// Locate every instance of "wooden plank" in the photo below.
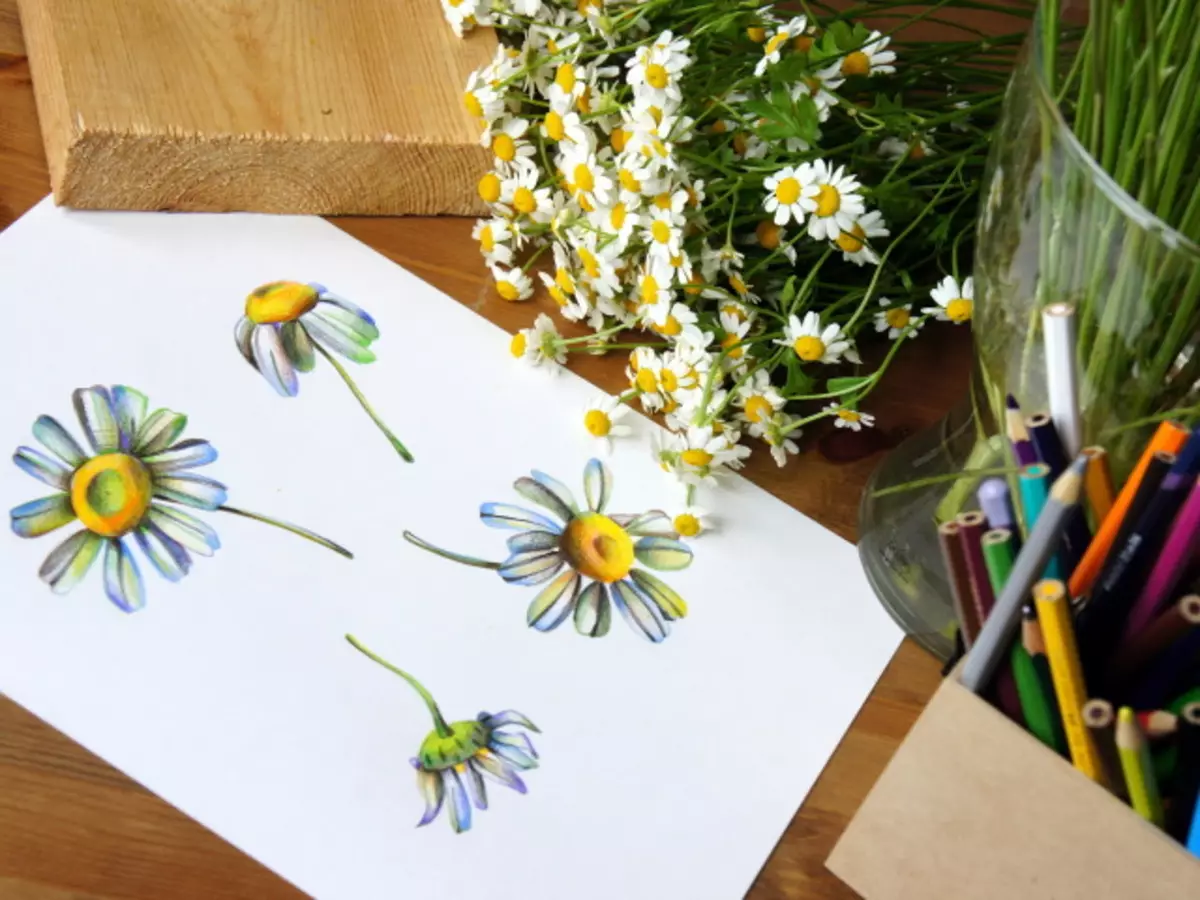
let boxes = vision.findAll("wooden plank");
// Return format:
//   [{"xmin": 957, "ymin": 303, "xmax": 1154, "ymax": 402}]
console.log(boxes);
[{"xmin": 15, "ymin": 0, "xmax": 493, "ymax": 215}]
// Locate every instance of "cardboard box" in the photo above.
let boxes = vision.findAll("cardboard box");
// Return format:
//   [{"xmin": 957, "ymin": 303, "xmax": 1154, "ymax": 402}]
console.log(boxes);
[{"xmin": 827, "ymin": 668, "xmax": 1200, "ymax": 899}]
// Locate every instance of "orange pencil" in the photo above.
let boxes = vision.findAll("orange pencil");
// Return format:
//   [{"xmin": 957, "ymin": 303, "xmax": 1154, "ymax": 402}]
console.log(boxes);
[{"xmin": 1069, "ymin": 421, "xmax": 1189, "ymax": 599}]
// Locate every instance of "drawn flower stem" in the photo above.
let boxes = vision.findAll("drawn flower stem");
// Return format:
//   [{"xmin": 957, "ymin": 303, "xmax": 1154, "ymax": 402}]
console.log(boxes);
[
  {"xmin": 313, "ymin": 342, "xmax": 414, "ymax": 463},
  {"xmin": 403, "ymin": 531, "xmax": 502, "ymax": 569},
  {"xmin": 217, "ymin": 505, "xmax": 353, "ymax": 559},
  {"xmin": 345, "ymin": 634, "xmax": 452, "ymax": 738}
]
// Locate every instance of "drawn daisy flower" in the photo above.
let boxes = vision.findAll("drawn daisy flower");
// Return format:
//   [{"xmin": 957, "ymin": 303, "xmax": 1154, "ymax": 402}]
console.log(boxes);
[
  {"xmin": 580, "ymin": 395, "xmax": 633, "ymax": 454},
  {"xmin": 776, "ymin": 311, "xmax": 859, "ymax": 364},
  {"xmin": 235, "ymin": 281, "xmax": 413, "ymax": 462},
  {"xmin": 762, "ymin": 165, "xmax": 809, "ymax": 227},
  {"xmin": 825, "ymin": 403, "xmax": 877, "ymax": 431},
  {"xmin": 924, "ymin": 275, "xmax": 975, "ymax": 324},
  {"xmin": 798, "ymin": 160, "xmax": 866, "ymax": 241},
  {"xmin": 346, "ymin": 635, "xmax": 539, "ymax": 835},
  {"xmin": 403, "ymin": 459, "xmax": 693, "ymax": 643},
  {"xmin": 10, "ymin": 386, "xmax": 350, "ymax": 612}
]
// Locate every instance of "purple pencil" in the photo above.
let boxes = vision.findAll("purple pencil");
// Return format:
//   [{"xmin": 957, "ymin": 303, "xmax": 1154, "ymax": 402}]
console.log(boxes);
[
  {"xmin": 1124, "ymin": 477, "xmax": 1200, "ymax": 641},
  {"xmin": 1006, "ymin": 394, "xmax": 1038, "ymax": 466}
]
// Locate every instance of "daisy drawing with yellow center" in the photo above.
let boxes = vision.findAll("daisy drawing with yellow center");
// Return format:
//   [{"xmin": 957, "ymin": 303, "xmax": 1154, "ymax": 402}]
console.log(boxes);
[
  {"xmin": 798, "ymin": 159, "xmax": 866, "ymax": 241},
  {"xmin": 777, "ymin": 311, "xmax": 859, "ymax": 365},
  {"xmin": 403, "ymin": 459, "xmax": 693, "ymax": 643},
  {"xmin": 346, "ymin": 635, "xmax": 540, "ymax": 834},
  {"xmin": 235, "ymin": 281, "xmax": 413, "ymax": 462},
  {"xmin": 579, "ymin": 394, "xmax": 633, "ymax": 454},
  {"xmin": 825, "ymin": 403, "xmax": 877, "ymax": 432},
  {"xmin": 925, "ymin": 274, "xmax": 974, "ymax": 324},
  {"xmin": 10, "ymin": 385, "xmax": 350, "ymax": 612},
  {"xmin": 762, "ymin": 164, "xmax": 810, "ymax": 228}
]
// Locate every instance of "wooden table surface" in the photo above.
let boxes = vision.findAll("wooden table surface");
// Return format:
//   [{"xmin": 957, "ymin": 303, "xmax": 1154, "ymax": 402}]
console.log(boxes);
[{"xmin": 0, "ymin": 3, "xmax": 970, "ymax": 897}]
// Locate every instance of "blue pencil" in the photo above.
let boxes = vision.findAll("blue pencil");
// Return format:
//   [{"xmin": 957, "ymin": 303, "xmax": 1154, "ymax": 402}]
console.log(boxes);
[{"xmin": 1189, "ymin": 788, "xmax": 1200, "ymax": 857}]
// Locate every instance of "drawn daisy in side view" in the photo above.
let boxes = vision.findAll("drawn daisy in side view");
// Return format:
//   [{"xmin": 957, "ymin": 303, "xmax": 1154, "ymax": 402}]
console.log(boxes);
[
  {"xmin": 346, "ymin": 635, "xmax": 539, "ymax": 834},
  {"xmin": 234, "ymin": 281, "xmax": 413, "ymax": 462},
  {"xmin": 10, "ymin": 385, "xmax": 351, "ymax": 612},
  {"xmin": 403, "ymin": 459, "xmax": 693, "ymax": 643}
]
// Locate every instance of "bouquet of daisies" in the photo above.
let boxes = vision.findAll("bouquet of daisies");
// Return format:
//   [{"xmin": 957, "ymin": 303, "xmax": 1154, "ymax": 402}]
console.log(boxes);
[{"xmin": 444, "ymin": 0, "xmax": 1030, "ymax": 532}]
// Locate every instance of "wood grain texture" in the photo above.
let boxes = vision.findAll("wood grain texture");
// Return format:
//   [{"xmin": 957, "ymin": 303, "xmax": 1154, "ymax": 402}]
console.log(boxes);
[
  {"xmin": 0, "ymin": 3, "xmax": 962, "ymax": 897},
  {"xmin": 14, "ymin": 0, "xmax": 494, "ymax": 214}
]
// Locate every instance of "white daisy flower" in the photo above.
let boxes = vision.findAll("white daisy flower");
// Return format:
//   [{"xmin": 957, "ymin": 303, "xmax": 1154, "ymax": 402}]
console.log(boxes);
[
  {"xmin": 798, "ymin": 159, "xmax": 866, "ymax": 241},
  {"xmin": 732, "ymin": 130, "xmax": 769, "ymax": 159},
  {"xmin": 717, "ymin": 314, "xmax": 752, "ymax": 366},
  {"xmin": 472, "ymin": 218, "xmax": 515, "ymax": 266},
  {"xmin": 443, "ymin": 0, "xmax": 489, "ymax": 37},
  {"xmin": 776, "ymin": 311, "xmax": 858, "ymax": 364},
  {"xmin": 825, "ymin": 403, "xmax": 877, "ymax": 431},
  {"xmin": 873, "ymin": 297, "xmax": 922, "ymax": 340},
  {"xmin": 671, "ymin": 506, "xmax": 713, "ymax": 539},
  {"xmin": 797, "ymin": 68, "xmax": 844, "ymax": 121},
  {"xmin": 649, "ymin": 428, "xmax": 684, "ymax": 482},
  {"xmin": 833, "ymin": 209, "xmax": 890, "ymax": 266},
  {"xmin": 589, "ymin": 201, "xmax": 640, "ymax": 249},
  {"xmin": 924, "ymin": 275, "xmax": 974, "ymax": 324},
  {"xmin": 761, "ymin": 413, "xmax": 801, "ymax": 467},
  {"xmin": 570, "ymin": 232, "xmax": 623, "ymax": 299},
  {"xmin": 634, "ymin": 261, "xmax": 674, "ymax": 314},
  {"xmin": 840, "ymin": 30, "xmax": 897, "ymax": 77},
  {"xmin": 484, "ymin": 117, "xmax": 536, "ymax": 174},
  {"xmin": 626, "ymin": 31, "xmax": 691, "ymax": 108},
  {"xmin": 546, "ymin": 60, "xmax": 588, "ymax": 113},
  {"xmin": 509, "ymin": 313, "xmax": 565, "ymax": 368},
  {"xmin": 500, "ymin": 164, "xmax": 555, "ymax": 222},
  {"xmin": 463, "ymin": 70, "xmax": 504, "ymax": 125},
  {"xmin": 755, "ymin": 16, "xmax": 807, "ymax": 76},
  {"xmin": 560, "ymin": 146, "xmax": 614, "ymax": 209},
  {"xmin": 642, "ymin": 207, "xmax": 685, "ymax": 267},
  {"xmin": 736, "ymin": 369, "xmax": 785, "ymax": 436},
  {"xmin": 753, "ymin": 220, "xmax": 797, "ymax": 265},
  {"xmin": 645, "ymin": 301, "xmax": 700, "ymax": 342},
  {"xmin": 700, "ymin": 243, "xmax": 745, "ymax": 281},
  {"xmin": 763, "ymin": 165, "xmax": 810, "ymax": 228},
  {"xmin": 615, "ymin": 156, "xmax": 660, "ymax": 204},
  {"xmin": 580, "ymin": 394, "xmax": 633, "ymax": 454},
  {"xmin": 540, "ymin": 109, "xmax": 594, "ymax": 148},
  {"xmin": 675, "ymin": 424, "xmax": 750, "ymax": 486},
  {"xmin": 490, "ymin": 264, "xmax": 533, "ymax": 302},
  {"xmin": 880, "ymin": 135, "xmax": 935, "ymax": 161}
]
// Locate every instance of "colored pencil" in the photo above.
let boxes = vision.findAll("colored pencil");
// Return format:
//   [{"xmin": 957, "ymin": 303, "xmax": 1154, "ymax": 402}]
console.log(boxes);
[
  {"xmin": 1028, "ymin": 413, "xmax": 1092, "ymax": 572},
  {"xmin": 1170, "ymin": 686, "xmax": 1200, "ymax": 714},
  {"xmin": 1082, "ymin": 445, "xmax": 1115, "ymax": 525},
  {"xmin": 1028, "ymin": 412, "xmax": 1069, "ymax": 479},
  {"xmin": 1136, "ymin": 710, "xmax": 1178, "ymax": 739},
  {"xmin": 1116, "ymin": 706, "xmax": 1165, "ymax": 826},
  {"xmin": 1126, "ymin": 478, "xmax": 1200, "ymax": 640},
  {"xmin": 1082, "ymin": 699, "xmax": 1125, "ymax": 797},
  {"xmin": 1043, "ymin": 303, "xmax": 1082, "ymax": 459},
  {"xmin": 938, "ymin": 521, "xmax": 980, "ymax": 647},
  {"xmin": 1018, "ymin": 463, "xmax": 1063, "ymax": 579},
  {"xmin": 981, "ymin": 529, "xmax": 1015, "ymax": 596},
  {"xmin": 1036, "ymin": 579, "xmax": 1108, "ymax": 785},
  {"xmin": 1112, "ymin": 595, "xmax": 1200, "ymax": 681},
  {"xmin": 1190, "ymin": 794, "xmax": 1200, "ymax": 856},
  {"xmin": 1169, "ymin": 703, "xmax": 1200, "ymax": 842},
  {"xmin": 1020, "ymin": 605, "xmax": 1066, "ymax": 753},
  {"xmin": 1005, "ymin": 394, "xmax": 1038, "ymax": 467},
  {"xmin": 1099, "ymin": 451, "xmax": 1175, "ymax": 578},
  {"xmin": 957, "ymin": 511, "xmax": 995, "ymax": 627},
  {"xmin": 961, "ymin": 457, "xmax": 1087, "ymax": 693},
  {"xmin": 1070, "ymin": 420, "xmax": 1191, "ymax": 599},
  {"xmin": 978, "ymin": 478, "xmax": 1020, "ymax": 553}
]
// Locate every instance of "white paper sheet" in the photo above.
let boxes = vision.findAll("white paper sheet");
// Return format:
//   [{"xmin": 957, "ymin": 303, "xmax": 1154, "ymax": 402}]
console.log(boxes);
[{"xmin": 0, "ymin": 198, "xmax": 900, "ymax": 900}]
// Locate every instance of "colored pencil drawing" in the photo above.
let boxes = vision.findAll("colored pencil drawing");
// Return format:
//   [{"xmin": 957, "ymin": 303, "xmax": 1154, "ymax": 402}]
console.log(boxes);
[
  {"xmin": 9, "ymin": 385, "xmax": 351, "ymax": 612},
  {"xmin": 234, "ymin": 281, "xmax": 414, "ymax": 462},
  {"xmin": 404, "ymin": 458, "xmax": 693, "ymax": 643},
  {"xmin": 346, "ymin": 635, "xmax": 540, "ymax": 835}
]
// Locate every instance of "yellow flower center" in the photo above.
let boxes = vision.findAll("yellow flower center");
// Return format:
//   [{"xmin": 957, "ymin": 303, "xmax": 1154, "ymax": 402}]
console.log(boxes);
[
  {"xmin": 651, "ymin": 220, "xmax": 672, "ymax": 244},
  {"xmin": 635, "ymin": 367, "xmax": 658, "ymax": 392},
  {"xmin": 743, "ymin": 395, "xmax": 773, "ymax": 423},
  {"xmin": 497, "ymin": 280, "xmax": 521, "ymax": 301},
  {"xmin": 885, "ymin": 307, "xmax": 911, "ymax": 329},
  {"xmin": 584, "ymin": 409, "xmax": 612, "ymax": 437},
  {"xmin": 573, "ymin": 163, "xmax": 595, "ymax": 194},
  {"xmin": 756, "ymin": 220, "xmax": 781, "ymax": 249},
  {"xmin": 774, "ymin": 177, "xmax": 800, "ymax": 205},
  {"xmin": 509, "ymin": 332, "xmax": 527, "ymax": 358},
  {"xmin": 478, "ymin": 173, "xmax": 502, "ymax": 203},
  {"xmin": 70, "ymin": 453, "xmax": 153, "ymax": 538},
  {"xmin": 681, "ymin": 448, "xmax": 714, "ymax": 467},
  {"xmin": 710, "ymin": 120, "xmax": 728, "ymax": 135},
  {"xmin": 747, "ymin": 26, "xmax": 766, "ymax": 43},
  {"xmin": 835, "ymin": 225, "xmax": 865, "ymax": 253},
  {"xmin": 730, "ymin": 274, "xmax": 748, "ymax": 296},
  {"xmin": 555, "ymin": 63, "xmax": 576, "ymax": 93},
  {"xmin": 640, "ymin": 273, "xmax": 659, "ymax": 305},
  {"xmin": 842, "ymin": 50, "xmax": 871, "ymax": 76},
  {"xmin": 464, "ymin": 92, "xmax": 483, "ymax": 118},
  {"xmin": 815, "ymin": 184, "xmax": 841, "ymax": 217},
  {"xmin": 618, "ymin": 169, "xmax": 641, "ymax": 193},
  {"xmin": 513, "ymin": 187, "xmax": 537, "ymax": 215},
  {"xmin": 245, "ymin": 281, "xmax": 319, "ymax": 324},
  {"xmin": 765, "ymin": 33, "xmax": 789, "ymax": 56},
  {"xmin": 548, "ymin": 284, "xmax": 568, "ymax": 306},
  {"xmin": 576, "ymin": 0, "xmax": 602, "ymax": 13},
  {"xmin": 578, "ymin": 248, "xmax": 600, "ymax": 279},
  {"xmin": 645, "ymin": 63, "xmax": 669, "ymax": 89},
  {"xmin": 793, "ymin": 34, "xmax": 813, "ymax": 52},
  {"xmin": 577, "ymin": 87, "xmax": 592, "ymax": 114},
  {"xmin": 647, "ymin": 193, "xmax": 667, "ymax": 210},
  {"xmin": 544, "ymin": 111, "xmax": 565, "ymax": 141},
  {"xmin": 555, "ymin": 268, "xmax": 576, "ymax": 294},
  {"xmin": 653, "ymin": 316, "xmax": 682, "ymax": 337},
  {"xmin": 837, "ymin": 408, "xmax": 861, "ymax": 423},
  {"xmin": 578, "ymin": 194, "xmax": 595, "ymax": 212},
  {"xmin": 493, "ymin": 133, "xmax": 516, "ymax": 162},
  {"xmin": 910, "ymin": 141, "xmax": 927, "ymax": 161},
  {"xmin": 660, "ymin": 368, "xmax": 679, "ymax": 392},
  {"xmin": 685, "ymin": 273, "xmax": 704, "ymax": 296},
  {"xmin": 722, "ymin": 302, "xmax": 746, "ymax": 321},
  {"xmin": 609, "ymin": 203, "xmax": 627, "ymax": 230},
  {"xmin": 946, "ymin": 297, "xmax": 973, "ymax": 323},
  {"xmin": 479, "ymin": 225, "xmax": 495, "ymax": 252},
  {"xmin": 646, "ymin": 106, "xmax": 664, "ymax": 125},
  {"xmin": 561, "ymin": 512, "xmax": 634, "ymax": 584},
  {"xmin": 732, "ymin": 132, "xmax": 749, "ymax": 156},
  {"xmin": 674, "ymin": 513, "xmax": 702, "ymax": 537},
  {"xmin": 793, "ymin": 335, "xmax": 825, "ymax": 361},
  {"xmin": 719, "ymin": 331, "xmax": 745, "ymax": 358},
  {"xmin": 610, "ymin": 127, "xmax": 628, "ymax": 152}
]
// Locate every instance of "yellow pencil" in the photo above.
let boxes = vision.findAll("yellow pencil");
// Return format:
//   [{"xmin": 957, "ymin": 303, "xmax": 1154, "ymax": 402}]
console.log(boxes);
[
  {"xmin": 1033, "ymin": 579, "xmax": 1108, "ymax": 786},
  {"xmin": 1116, "ymin": 706, "xmax": 1165, "ymax": 826}
]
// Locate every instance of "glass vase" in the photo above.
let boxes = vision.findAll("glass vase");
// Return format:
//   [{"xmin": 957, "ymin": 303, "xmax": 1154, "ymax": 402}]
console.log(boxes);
[{"xmin": 858, "ymin": 10, "xmax": 1200, "ymax": 660}]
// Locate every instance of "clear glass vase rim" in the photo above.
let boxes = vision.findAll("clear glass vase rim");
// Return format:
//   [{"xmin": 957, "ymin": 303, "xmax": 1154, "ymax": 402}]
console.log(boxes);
[{"xmin": 1030, "ymin": 11, "xmax": 1200, "ymax": 261}]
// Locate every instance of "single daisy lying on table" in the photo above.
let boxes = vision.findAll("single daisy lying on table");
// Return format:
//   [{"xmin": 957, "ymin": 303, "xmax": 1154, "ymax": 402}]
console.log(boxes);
[
  {"xmin": 346, "ymin": 635, "xmax": 540, "ymax": 835},
  {"xmin": 10, "ymin": 385, "xmax": 351, "ymax": 612},
  {"xmin": 403, "ymin": 458, "xmax": 694, "ymax": 643},
  {"xmin": 234, "ymin": 281, "xmax": 413, "ymax": 462}
]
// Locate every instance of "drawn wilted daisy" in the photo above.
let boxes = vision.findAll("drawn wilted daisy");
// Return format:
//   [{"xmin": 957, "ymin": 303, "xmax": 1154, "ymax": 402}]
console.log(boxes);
[
  {"xmin": 346, "ymin": 635, "xmax": 540, "ymax": 834},
  {"xmin": 10, "ymin": 385, "xmax": 351, "ymax": 612},
  {"xmin": 234, "ymin": 281, "xmax": 413, "ymax": 462},
  {"xmin": 404, "ymin": 458, "xmax": 693, "ymax": 643}
]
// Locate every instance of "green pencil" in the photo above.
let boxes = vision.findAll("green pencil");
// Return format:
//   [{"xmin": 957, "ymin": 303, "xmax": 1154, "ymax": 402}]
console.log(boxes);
[
  {"xmin": 981, "ymin": 528, "xmax": 1015, "ymax": 595},
  {"xmin": 1015, "ymin": 604, "xmax": 1067, "ymax": 754}
]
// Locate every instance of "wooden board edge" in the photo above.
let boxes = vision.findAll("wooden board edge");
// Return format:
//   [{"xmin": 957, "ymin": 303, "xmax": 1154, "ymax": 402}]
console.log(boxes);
[{"xmin": 15, "ymin": 0, "xmax": 74, "ymax": 196}]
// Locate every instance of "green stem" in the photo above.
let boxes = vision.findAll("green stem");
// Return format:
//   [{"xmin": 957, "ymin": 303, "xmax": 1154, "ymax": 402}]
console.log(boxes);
[
  {"xmin": 313, "ymin": 342, "xmax": 414, "ymax": 463},
  {"xmin": 217, "ymin": 505, "xmax": 353, "ymax": 559},
  {"xmin": 402, "ymin": 530, "xmax": 502, "ymax": 570},
  {"xmin": 345, "ymin": 634, "xmax": 452, "ymax": 738}
]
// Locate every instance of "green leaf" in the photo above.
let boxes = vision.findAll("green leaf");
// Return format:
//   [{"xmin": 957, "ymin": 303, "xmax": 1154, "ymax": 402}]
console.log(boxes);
[
  {"xmin": 779, "ymin": 275, "xmax": 798, "ymax": 308},
  {"xmin": 784, "ymin": 354, "xmax": 815, "ymax": 396},
  {"xmin": 826, "ymin": 375, "xmax": 871, "ymax": 396},
  {"xmin": 828, "ymin": 20, "xmax": 855, "ymax": 50}
]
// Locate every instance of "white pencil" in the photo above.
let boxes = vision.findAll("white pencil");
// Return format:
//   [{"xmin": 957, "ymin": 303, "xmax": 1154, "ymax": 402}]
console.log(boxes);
[{"xmin": 1043, "ymin": 303, "xmax": 1082, "ymax": 458}]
